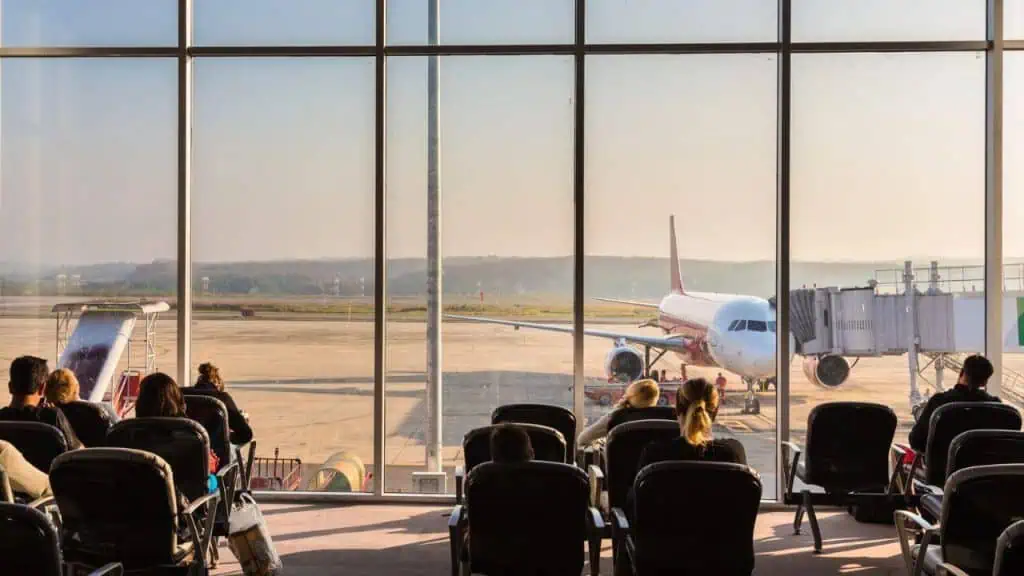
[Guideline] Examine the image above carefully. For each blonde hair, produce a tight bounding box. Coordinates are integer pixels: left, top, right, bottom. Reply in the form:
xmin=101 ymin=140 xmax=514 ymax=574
xmin=45 ymin=368 xmax=80 ymax=405
xmin=675 ymin=378 xmax=720 ymax=446
xmin=621 ymin=378 xmax=660 ymax=409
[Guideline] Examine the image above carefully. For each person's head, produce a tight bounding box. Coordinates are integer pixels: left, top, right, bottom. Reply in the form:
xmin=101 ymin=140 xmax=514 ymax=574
xmin=489 ymin=424 xmax=534 ymax=464
xmin=9 ymin=356 xmax=49 ymax=402
xmin=958 ymin=354 xmax=994 ymax=390
xmin=619 ymin=378 xmax=660 ymax=409
xmin=135 ymin=372 xmax=185 ymax=418
xmin=675 ymin=377 xmax=720 ymax=446
xmin=45 ymin=368 xmax=80 ymax=405
xmin=196 ymin=362 xmax=224 ymax=392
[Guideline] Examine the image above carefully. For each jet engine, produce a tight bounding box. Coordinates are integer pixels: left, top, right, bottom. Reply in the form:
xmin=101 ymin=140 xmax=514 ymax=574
xmin=605 ymin=345 xmax=644 ymax=383
xmin=802 ymin=354 xmax=851 ymax=389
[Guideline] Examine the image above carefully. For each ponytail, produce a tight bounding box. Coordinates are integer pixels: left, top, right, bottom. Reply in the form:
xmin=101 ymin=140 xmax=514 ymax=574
xmin=683 ymin=399 xmax=713 ymax=446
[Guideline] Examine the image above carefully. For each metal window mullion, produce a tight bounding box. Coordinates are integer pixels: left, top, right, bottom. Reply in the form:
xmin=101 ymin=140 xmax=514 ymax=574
xmin=572 ymin=0 xmax=586 ymax=445
xmin=176 ymin=0 xmax=193 ymax=388
xmin=373 ymin=0 xmax=387 ymax=497
xmin=985 ymin=0 xmax=1005 ymax=395
xmin=775 ymin=0 xmax=792 ymax=504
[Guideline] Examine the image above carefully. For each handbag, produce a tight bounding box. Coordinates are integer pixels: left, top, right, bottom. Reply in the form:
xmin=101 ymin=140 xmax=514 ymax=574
xmin=227 ymin=492 xmax=283 ymax=575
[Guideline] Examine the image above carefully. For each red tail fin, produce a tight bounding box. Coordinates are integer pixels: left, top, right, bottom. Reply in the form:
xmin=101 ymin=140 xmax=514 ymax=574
xmin=670 ymin=215 xmax=684 ymax=293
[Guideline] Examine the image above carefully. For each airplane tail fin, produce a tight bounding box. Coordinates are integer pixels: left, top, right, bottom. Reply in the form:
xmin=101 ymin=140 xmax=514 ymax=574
xmin=670 ymin=215 xmax=685 ymax=294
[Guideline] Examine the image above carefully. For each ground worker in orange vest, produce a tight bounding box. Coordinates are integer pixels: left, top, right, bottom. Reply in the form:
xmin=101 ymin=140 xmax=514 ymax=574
xmin=715 ymin=372 xmax=727 ymax=399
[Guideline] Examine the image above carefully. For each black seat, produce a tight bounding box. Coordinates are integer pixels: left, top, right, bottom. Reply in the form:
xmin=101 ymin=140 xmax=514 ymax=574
xmin=995 ymin=519 xmax=1024 ymax=576
xmin=491 ymin=403 xmax=577 ymax=464
xmin=919 ymin=429 xmax=1024 ymax=522
xmin=606 ymin=406 xmax=676 ymax=434
xmin=917 ymin=403 xmax=1021 ymax=490
xmin=618 ymin=462 xmax=762 ymax=575
xmin=59 ymin=401 xmax=115 ymax=448
xmin=50 ymin=447 xmax=217 ymax=574
xmin=106 ymin=418 xmax=214 ymax=503
xmin=0 ymin=421 xmax=68 ymax=473
xmin=896 ymin=464 xmax=1024 ymax=576
xmin=181 ymin=387 xmax=256 ymax=489
xmin=0 ymin=502 xmax=123 ymax=576
xmin=457 ymin=423 xmax=566 ymax=503
xmin=181 ymin=395 xmax=240 ymax=568
xmin=451 ymin=461 xmax=602 ymax=576
xmin=782 ymin=401 xmax=898 ymax=553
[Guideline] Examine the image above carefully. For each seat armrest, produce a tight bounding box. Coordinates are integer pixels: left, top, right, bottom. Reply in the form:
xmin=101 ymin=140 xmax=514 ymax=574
xmin=912 ymin=479 xmax=942 ymax=497
xmin=587 ymin=506 xmax=605 ymax=532
xmin=611 ymin=507 xmax=630 ymax=535
xmin=88 ymin=562 xmax=124 ymax=576
xmin=937 ymin=563 xmax=970 ymax=576
xmin=895 ymin=510 xmax=939 ymax=576
xmin=905 ymin=453 xmax=924 ymax=497
xmin=587 ymin=465 xmax=605 ymax=509
xmin=448 ymin=504 xmax=463 ymax=531
xmin=455 ymin=466 xmax=464 ymax=505
xmin=216 ymin=461 xmax=240 ymax=516
xmin=181 ymin=491 xmax=220 ymax=566
xmin=780 ymin=441 xmax=802 ymax=495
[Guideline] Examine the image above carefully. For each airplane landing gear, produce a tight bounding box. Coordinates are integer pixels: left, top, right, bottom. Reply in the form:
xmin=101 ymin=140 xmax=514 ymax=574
xmin=741 ymin=377 xmax=761 ymax=415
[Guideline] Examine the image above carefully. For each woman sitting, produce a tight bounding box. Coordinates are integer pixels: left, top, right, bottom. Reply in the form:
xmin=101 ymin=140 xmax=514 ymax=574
xmin=577 ymin=379 xmax=660 ymax=448
xmin=637 ymin=377 xmax=746 ymax=468
xmin=188 ymin=362 xmax=253 ymax=446
xmin=136 ymin=372 xmax=220 ymax=493
xmin=45 ymin=368 xmax=117 ymax=446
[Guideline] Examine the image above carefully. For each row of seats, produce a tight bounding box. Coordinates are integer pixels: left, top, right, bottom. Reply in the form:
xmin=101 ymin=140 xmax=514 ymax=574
xmin=450 ymin=401 xmax=1024 ymax=575
xmin=0 ymin=394 xmax=254 ymax=575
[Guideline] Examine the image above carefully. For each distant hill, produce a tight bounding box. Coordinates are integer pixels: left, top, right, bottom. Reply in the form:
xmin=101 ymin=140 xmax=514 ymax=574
xmin=0 ymin=256 xmax=943 ymax=299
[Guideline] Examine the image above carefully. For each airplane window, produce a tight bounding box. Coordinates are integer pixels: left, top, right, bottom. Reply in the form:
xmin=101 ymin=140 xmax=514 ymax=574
xmin=748 ymin=320 xmax=767 ymax=332
xmin=727 ymin=320 xmax=739 ymax=331
xmin=735 ymin=320 xmax=747 ymax=331
xmin=768 ymin=321 xmax=776 ymax=332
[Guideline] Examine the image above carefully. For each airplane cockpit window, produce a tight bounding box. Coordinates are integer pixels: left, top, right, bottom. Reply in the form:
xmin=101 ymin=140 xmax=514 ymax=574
xmin=734 ymin=320 xmax=747 ymax=331
xmin=768 ymin=321 xmax=776 ymax=332
xmin=727 ymin=320 xmax=740 ymax=331
xmin=748 ymin=320 xmax=767 ymax=332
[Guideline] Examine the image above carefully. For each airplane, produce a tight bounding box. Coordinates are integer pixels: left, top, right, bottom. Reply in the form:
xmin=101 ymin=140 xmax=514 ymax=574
xmin=447 ymin=215 xmax=797 ymax=414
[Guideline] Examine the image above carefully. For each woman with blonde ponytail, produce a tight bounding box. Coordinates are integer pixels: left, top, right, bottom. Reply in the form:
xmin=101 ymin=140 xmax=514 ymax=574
xmin=637 ymin=377 xmax=746 ymax=468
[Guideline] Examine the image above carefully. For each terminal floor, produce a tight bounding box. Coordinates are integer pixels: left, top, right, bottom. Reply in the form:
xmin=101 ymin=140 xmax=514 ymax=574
xmin=211 ymin=502 xmax=905 ymax=575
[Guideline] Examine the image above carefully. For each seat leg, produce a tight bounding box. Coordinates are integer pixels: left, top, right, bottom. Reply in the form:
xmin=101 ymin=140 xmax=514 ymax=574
xmin=803 ymin=490 xmax=823 ymax=554
xmin=209 ymin=537 xmax=219 ymax=568
xmin=589 ymin=536 xmax=601 ymax=576
xmin=793 ymin=501 xmax=805 ymax=535
xmin=448 ymin=524 xmax=460 ymax=576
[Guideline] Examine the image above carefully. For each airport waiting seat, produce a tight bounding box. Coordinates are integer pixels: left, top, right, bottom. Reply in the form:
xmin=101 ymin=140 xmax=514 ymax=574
xmin=59 ymin=400 xmax=115 ymax=448
xmin=50 ymin=448 xmax=217 ymax=575
xmin=782 ymin=402 xmax=898 ymax=553
xmin=0 ymin=421 xmax=68 ymax=473
xmin=606 ymin=406 xmax=676 ymax=434
xmin=491 ymin=403 xmax=577 ymax=464
xmin=181 ymin=387 xmax=256 ymax=488
xmin=917 ymin=429 xmax=1024 ymax=522
xmin=896 ymin=464 xmax=1024 ymax=576
xmin=456 ymin=423 xmax=566 ymax=504
xmin=181 ymin=395 xmax=240 ymax=568
xmin=0 ymin=502 xmax=123 ymax=576
xmin=899 ymin=402 xmax=1021 ymax=503
xmin=938 ymin=520 xmax=1024 ymax=576
xmin=616 ymin=462 xmax=762 ymax=576
xmin=450 ymin=461 xmax=603 ymax=576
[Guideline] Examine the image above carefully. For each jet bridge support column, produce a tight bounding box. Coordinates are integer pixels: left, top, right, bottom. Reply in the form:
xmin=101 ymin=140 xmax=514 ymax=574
xmin=905 ymin=261 xmax=922 ymax=410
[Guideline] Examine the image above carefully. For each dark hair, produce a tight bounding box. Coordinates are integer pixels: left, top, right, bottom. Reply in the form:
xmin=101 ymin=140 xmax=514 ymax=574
xmin=489 ymin=424 xmax=534 ymax=464
xmin=196 ymin=362 xmax=224 ymax=392
xmin=135 ymin=372 xmax=186 ymax=418
xmin=961 ymin=354 xmax=994 ymax=390
xmin=9 ymin=356 xmax=49 ymax=396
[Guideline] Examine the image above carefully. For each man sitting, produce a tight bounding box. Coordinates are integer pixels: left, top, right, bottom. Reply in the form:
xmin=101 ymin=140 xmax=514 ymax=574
xmin=0 ymin=356 xmax=82 ymax=450
xmin=908 ymin=354 xmax=999 ymax=453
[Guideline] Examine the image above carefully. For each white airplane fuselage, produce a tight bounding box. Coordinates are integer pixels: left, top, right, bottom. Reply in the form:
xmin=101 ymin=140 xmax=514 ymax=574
xmin=657 ymin=291 xmax=780 ymax=380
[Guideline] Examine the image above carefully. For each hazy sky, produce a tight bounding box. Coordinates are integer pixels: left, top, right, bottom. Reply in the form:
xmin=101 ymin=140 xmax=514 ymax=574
xmin=0 ymin=1 xmax=1023 ymax=265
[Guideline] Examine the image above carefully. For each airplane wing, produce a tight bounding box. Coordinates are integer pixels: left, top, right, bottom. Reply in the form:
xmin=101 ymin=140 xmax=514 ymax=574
xmin=445 ymin=314 xmax=689 ymax=351
xmin=592 ymin=297 xmax=661 ymax=309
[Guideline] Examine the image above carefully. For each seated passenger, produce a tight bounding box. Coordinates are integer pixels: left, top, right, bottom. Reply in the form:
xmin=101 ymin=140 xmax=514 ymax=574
xmin=637 ymin=377 xmax=746 ymax=469
xmin=908 ymin=354 xmax=999 ymax=453
xmin=136 ymin=372 xmax=219 ymax=493
xmin=186 ymin=362 xmax=253 ymax=445
xmin=490 ymin=423 xmax=535 ymax=464
xmin=44 ymin=368 xmax=117 ymax=446
xmin=577 ymin=379 xmax=660 ymax=447
xmin=0 ymin=356 xmax=82 ymax=450
xmin=0 ymin=439 xmax=50 ymax=499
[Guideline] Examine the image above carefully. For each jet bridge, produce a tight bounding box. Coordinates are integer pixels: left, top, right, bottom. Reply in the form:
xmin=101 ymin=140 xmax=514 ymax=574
xmin=791 ymin=261 xmax=1024 ymax=410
